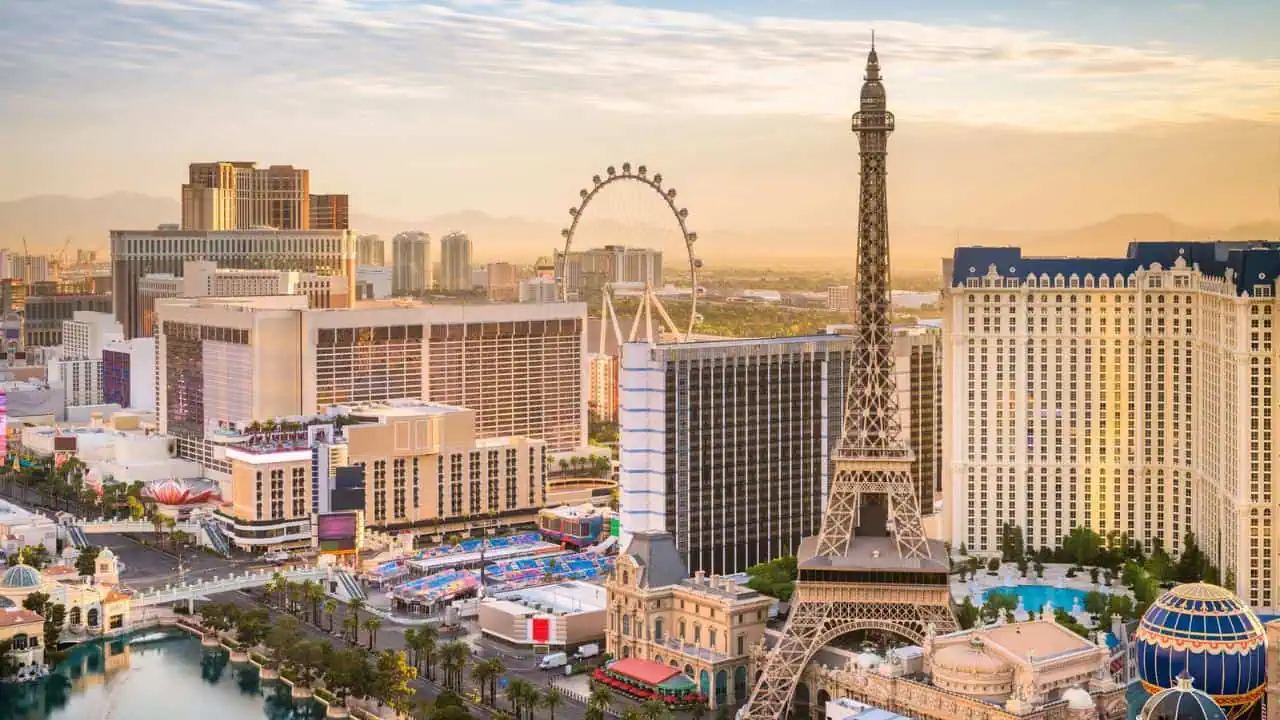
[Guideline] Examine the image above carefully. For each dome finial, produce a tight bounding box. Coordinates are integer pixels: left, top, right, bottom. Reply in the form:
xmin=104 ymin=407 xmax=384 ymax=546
xmin=1176 ymin=670 xmax=1195 ymax=691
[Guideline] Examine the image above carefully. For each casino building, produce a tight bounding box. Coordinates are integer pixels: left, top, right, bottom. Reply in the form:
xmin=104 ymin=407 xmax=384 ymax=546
xmin=1134 ymin=582 xmax=1263 ymax=719
xmin=945 ymin=241 xmax=1280 ymax=610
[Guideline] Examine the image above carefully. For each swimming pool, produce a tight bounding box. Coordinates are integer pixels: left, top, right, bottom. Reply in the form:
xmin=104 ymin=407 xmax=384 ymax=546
xmin=979 ymin=584 xmax=1088 ymax=613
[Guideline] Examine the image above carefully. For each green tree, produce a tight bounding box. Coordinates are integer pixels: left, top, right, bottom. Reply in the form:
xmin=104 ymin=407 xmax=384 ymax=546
xmin=43 ymin=603 xmax=66 ymax=649
xmin=439 ymin=640 xmax=469 ymax=692
xmin=640 ymin=699 xmax=671 ymax=720
xmin=126 ymin=495 xmax=146 ymax=521
xmin=363 ymin=616 xmax=382 ymax=651
xmin=1062 ymin=527 xmax=1104 ymax=567
xmin=323 ymin=598 xmax=338 ymax=633
xmin=18 ymin=545 xmax=52 ymax=569
xmin=999 ymin=523 xmax=1024 ymax=562
xmin=744 ymin=556 xmax=798 ymax=601
xmin=471 ymin=658 xmax=497 ymax=705
xmin=957 ymin=597 xmax=979 ymax=629
xmin=1053 ymin=608 xmax=1091 ymax=639
xmin=1084 ymin=590 xmax=1109 ymax=617
xmin=541 ymin=685 xmax=563 ymax=720
xmin=74 ymin=545 xmax=102 ymax=577
xmin=373 ymin=649 xmax=417 ymax=713
xmin=0 ymin=639 xmax=18 ymax=679
xmin=304 ymin=580 xmax=325 ymax=625
xmin=986 ymin=557 xmax=1000 ymax=573
xmin=21 ymin=591 xmax=50 ymax=615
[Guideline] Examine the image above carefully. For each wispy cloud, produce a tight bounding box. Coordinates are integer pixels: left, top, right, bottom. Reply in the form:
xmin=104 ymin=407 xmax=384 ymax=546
xmin=1 ymin=0 xmax=1278 ymax=130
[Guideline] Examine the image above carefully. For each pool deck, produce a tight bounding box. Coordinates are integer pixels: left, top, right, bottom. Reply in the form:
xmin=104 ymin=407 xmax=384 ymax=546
xmin=949 ymin=561 xmax=1133 ymax=629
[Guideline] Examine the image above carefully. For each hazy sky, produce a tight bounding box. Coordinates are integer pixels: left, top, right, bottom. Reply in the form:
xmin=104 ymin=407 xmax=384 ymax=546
xmin=1 ymin=0 xmax=1277 ymax=231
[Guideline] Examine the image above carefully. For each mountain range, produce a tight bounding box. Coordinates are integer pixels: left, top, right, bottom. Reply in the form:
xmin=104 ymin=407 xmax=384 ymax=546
xmin=2 ymin=193 xmax=1277 ymax=273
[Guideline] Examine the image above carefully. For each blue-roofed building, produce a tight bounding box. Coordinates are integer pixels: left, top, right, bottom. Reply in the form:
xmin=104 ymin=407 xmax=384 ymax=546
xmin=942 ymin=241 xmax=1280 ymax=611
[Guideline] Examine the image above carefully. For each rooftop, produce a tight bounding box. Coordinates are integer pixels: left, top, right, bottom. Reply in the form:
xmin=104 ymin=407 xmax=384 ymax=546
xmin=980 ymin=619 xmax=1098 ymax=661
xmin=0 ymin=607 xmax=43 ymax=628
xmin=495 ymin=581 xmax=607 ymax=614
xmin=950 ymin=241 xmax=1280 ymax=295
xmin=796 ymin=536 xmax=950 ymax=574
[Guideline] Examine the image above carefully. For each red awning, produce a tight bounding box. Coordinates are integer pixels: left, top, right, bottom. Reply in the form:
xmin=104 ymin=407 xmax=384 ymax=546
xmin=607 ymin=658 xmax=680 ymax=686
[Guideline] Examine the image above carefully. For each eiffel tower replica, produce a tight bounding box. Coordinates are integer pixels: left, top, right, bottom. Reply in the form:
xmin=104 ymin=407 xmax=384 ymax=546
xmin=740 ymin=42 xmax=958 ymax=720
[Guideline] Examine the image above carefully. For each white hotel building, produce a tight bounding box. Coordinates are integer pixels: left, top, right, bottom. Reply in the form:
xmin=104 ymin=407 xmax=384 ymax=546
xmin=944 ymin=241 xmax=1280 ymax=609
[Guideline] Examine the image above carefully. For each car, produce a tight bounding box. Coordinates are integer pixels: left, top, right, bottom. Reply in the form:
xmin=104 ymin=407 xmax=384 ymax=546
xmin=262 ymin=551 xmax=290 ymax=564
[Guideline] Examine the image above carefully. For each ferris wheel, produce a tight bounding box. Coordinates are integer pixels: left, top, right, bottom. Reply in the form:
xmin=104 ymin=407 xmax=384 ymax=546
xmin=558 ymin=162 xmax=701 ymax=346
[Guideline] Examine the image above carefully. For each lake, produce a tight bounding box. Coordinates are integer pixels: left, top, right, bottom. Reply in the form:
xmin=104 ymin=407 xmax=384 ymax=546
xmin=0 ymin=630 xmax=322 ymax=719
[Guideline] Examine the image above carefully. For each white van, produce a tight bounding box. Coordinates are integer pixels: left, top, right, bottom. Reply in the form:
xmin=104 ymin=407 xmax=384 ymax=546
xmin=538 ymin=652 xmax=568 ymax=670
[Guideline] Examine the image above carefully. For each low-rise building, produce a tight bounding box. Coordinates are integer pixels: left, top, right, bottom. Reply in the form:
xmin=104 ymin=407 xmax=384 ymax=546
xmin=0 ymin=606 xmax=45 ymax=672
xmin=478 ymin=580 xmax=607 ymax=648
xmin=765 ymin=614 xmax=1126 ymax=720
xmin=0 ymin=498 xmax=58 ymax=558
xmin=605 ymin=530 xmax=771 ymax=709
xmin=212 ymin=400 xmax=549 ymax=551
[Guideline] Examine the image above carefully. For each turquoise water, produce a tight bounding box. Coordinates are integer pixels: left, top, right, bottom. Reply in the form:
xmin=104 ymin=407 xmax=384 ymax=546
xmin=0 ymin=630 xmax=322 ymax=719
xmin=980 ymin=584 xmax=1088 ymax=613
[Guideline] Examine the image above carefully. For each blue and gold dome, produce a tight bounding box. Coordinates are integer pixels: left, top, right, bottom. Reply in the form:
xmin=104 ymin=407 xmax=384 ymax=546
xmin=1135 ymin=583 xmax=1265 ymax=718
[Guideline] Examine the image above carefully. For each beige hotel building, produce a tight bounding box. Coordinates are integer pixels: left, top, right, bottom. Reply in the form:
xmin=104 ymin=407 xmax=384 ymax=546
xmin=156 ymin=295 xmax=587 ymax=479
xmin=217 ymin=400 xmax=547 ymax=549
xmin=944 ymin=241 xmax=1280 ymax=610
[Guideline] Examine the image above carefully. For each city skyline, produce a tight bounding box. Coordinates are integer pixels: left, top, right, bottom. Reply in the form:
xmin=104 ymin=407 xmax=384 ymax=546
xmin=1 ymin=1 xmax=1277 ymax=237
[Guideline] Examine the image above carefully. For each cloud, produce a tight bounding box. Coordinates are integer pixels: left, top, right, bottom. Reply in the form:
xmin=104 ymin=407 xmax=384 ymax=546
xmin=1 ymin=0 xmax=1278 ymax=130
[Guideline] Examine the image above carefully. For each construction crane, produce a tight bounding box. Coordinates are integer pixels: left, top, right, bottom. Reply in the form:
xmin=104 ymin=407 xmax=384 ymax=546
xmin=56 ymin=237 xmax=71 ymax=270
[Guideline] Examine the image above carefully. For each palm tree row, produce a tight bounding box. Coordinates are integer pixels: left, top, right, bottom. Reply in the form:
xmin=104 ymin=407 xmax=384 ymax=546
xmin=197 ymin=602 xmax=417 ymax=714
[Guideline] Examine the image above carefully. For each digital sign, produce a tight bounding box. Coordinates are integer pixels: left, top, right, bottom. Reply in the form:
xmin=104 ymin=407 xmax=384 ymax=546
xmin=316 ymin=512 xmax=359 ymax=553
xmin=0 ymin=389 xmax=7 ymax=460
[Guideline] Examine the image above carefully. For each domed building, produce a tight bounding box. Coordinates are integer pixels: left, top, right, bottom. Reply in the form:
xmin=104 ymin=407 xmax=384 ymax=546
xmin=1139 ymin=672 xmax=1227 ymax=720
xmin=0 ymin=563 xmax=43 ymax=603
xmin=1134 ymin=582 xmax=1265 ymax=719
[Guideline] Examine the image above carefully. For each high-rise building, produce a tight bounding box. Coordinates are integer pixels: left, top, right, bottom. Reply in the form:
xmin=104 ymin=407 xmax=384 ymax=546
xmin=182 ymin=162 xmax=311 ymax=231
xmin=308 ymin=194 xmax=350 ymax=230
xmin=619 ymin=335 xmax=852 ymax=574
xmin=102 ymin=337 xmax=156 ymax=412
xmin=944 ymin=241 xmax=1280 ymax=610
xmin=23 ymin=286 xmax=112 ymax=348
xmin=156 ymin=295 xmax=587 ymax=478
xmin=61 ymin=311 xmax=123 ymax=360
xmin=357 ymin=234 xmax=385 ymax=267
xmin=392 ymin=232 xmax=431 ymax=295
xmin=214 ymin=400 xmax=547 ymax=549
xmin=486 ymin=262 xmax=519 ymax=301
xmin=48 ymin=358 xmax=103 ymax=407
xmin=109 ymin=227 xmax=357 ymax=338
xmin=827 ymin=285 xmax=853 ymax=312
xmin=9 ymin=255 xmax=50 ymax=284
xmin=587 ymin=353 xmax=618 ymax=422
xmin=555 ymin=245 xmax=663 ymax=298
xmin=519 ymin=277 xmax=560 ymax=304
xmin=440 ymin=232 xmax=473 ymax=292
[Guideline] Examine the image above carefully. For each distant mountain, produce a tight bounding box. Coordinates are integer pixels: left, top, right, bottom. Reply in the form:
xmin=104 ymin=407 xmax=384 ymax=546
xmin=0 ymin=193 xmax=179 ymax=253
xmin=1 ymin=193 xmax=1276 ymax=271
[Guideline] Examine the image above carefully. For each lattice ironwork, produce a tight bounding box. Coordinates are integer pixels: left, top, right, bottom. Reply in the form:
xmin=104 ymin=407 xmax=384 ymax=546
xmin=741 ymin=43 xmax=959 ymax=720
xmin=746 ymin=588 xmax=959 ymax=719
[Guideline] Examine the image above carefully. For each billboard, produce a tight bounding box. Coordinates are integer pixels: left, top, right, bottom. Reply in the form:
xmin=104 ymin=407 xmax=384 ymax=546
xmin=316 ymin=511 xmax=360 ymax=553
xmin=0 ymin=389 xmax=6 ymax=459
xmin=527 ymin=616 xmax=556 ymax=644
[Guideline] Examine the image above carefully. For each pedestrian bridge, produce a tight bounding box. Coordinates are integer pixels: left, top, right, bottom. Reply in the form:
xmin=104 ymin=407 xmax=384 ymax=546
xmin=130 ymin=566 xmax=347 ymax=607
xmin=61 ymin=516 xmax=229 ymax=557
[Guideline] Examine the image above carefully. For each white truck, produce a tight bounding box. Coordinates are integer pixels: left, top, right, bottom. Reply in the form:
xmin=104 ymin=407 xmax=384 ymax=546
xmin=574 ymin=643 xmax=600 ymax=660
xmin=539 ymin=652 xmax=568 ymax=670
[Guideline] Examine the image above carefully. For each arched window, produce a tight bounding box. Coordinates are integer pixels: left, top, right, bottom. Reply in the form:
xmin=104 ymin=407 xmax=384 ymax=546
xmin=693 ymin=623 xmax=701 ymax=644
xmin=621 ymin=615 xmax=631 ymax=636
xmin=69 ymin=607 xmax=82 ymax=625
xmin=679 ymin=619 xmax=686 ymax=639
xmin=87 ymin=608 xmax=100 ymax=627
xmin=654 ymin=618 xmax=665 ymax=643
xmin=708 ymin=628 xmax=717 ymax=649
xmin=11 ymin=634 xmax=27 ymax=650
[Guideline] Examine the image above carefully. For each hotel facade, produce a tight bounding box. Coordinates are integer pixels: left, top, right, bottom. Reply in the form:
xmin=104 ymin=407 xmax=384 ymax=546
xmin=156 ymin=296 xmax=587 ymax=478
xmin=214 ymin=401 xmax=547 ymax=550
xmin=109 ymin=227 xmax=358 ymax=338
xmin=618 ymin=336 xmax=851 ymax=575
xmin=944 ymin=241 xmax=1280 ymax=610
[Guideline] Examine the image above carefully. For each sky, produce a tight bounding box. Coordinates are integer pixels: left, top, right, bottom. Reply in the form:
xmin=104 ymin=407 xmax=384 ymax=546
xmin=1 ymin=0 xmax=1277 ymax=233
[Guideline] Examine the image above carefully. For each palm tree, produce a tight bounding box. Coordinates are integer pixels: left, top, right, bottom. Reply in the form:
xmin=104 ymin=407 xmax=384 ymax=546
xmin=484 ymin=656 xmax=505 ymax=706
xmin=362 ymin=616 xmax=382 ymax=650
xmin=303 ymin=581 xmax=324 ymax=625
xmin=505 ymin=678 xmax=528 ymax=718
xmin=541 ymin=686 xmax=563 ymax=720
xmin=689 ymin=703 xmax=709 ymax=720
xmin=471 ymin=660 xmax=496 ymax=705
xmin=439 ymin=640 xmax=469 ymax=691
xmin=587 ymin=686 xmax=613 ymax=719
xmin=342 ymin=613 xmax=360 ymax=646
xmin=640 ymin=699 xmax=670 ymax=720
xmin=414 ymin=624 xmax=439 ymax=681
xmin=323 ymin=598 xmax=338 ymax=633
xmin=621 ymin=708 xmax=643 ymax=720
xmin=286 ymin=582 xmax=303 ymax=616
